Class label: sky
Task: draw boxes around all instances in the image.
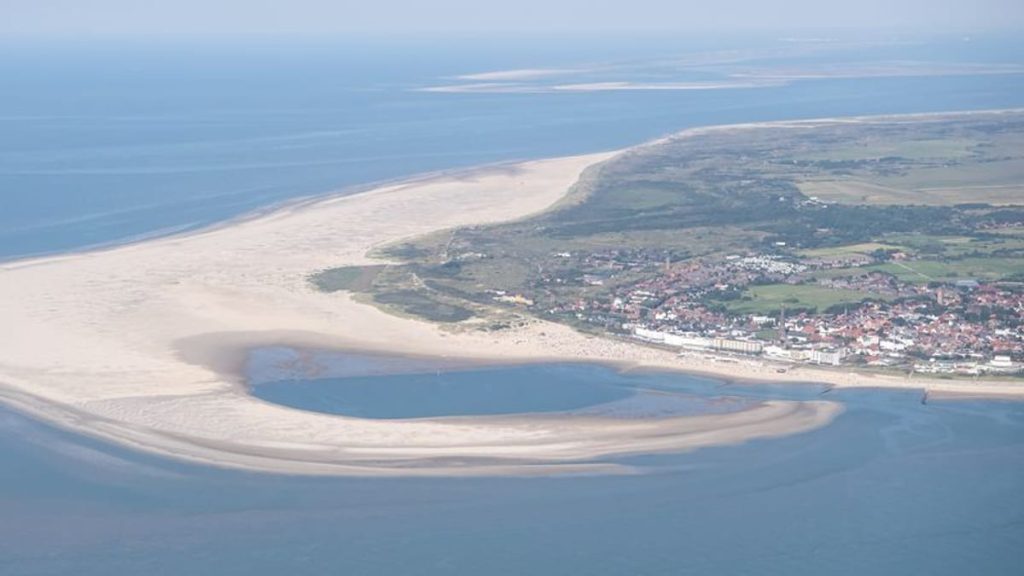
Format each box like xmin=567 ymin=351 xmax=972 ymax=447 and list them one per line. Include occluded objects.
xmin=2 ymin=0 xmax=1023 ymax=38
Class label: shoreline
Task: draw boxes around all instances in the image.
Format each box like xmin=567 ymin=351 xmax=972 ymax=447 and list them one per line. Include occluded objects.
xmin=6 ymin=106 xmax=1022 ymax=269
xmin=0 ymin=157 xmax=570 ymax=268
xmin=229 ymin=332 xmax=1019 ymax=403
xmin=1 ymin=110 xmax=1022 ymax=477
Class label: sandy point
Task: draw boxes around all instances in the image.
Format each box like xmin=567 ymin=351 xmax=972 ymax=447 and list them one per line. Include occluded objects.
xmin=1 ymin=117 xmax=1017 ymax=477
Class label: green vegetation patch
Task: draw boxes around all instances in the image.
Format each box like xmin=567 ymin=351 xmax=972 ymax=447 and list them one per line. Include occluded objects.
xmin=373 ymin=290 xmax=474 ymax=323
xmin=880 ymin=234 xmax=1024 ymax=258
xmin=798 ymin=242 xmax=904 ymax=258
xmin=718 ymin=284 xmax=892 ymax=314
xmin=800 ymin=179 xmax=1024 ymax=206
xmin=794 ymin=138 xmax=976 ymax=162
xmin=864 ymin=258 xmax=1024 ymax=283
xmin=310 ymin=265 xmax=386 ymax=293
xmin=308 ymin=112 xmax=1024 ymax=333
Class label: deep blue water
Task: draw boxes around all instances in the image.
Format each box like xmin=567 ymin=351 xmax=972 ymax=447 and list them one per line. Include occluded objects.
xmin=2 ymin=35 xmax=1024 ymax=574
xmin=2 ymin=35 xmax=1024 ymax=259
xmin=2 ymin=362 xmax=1023 ymax=575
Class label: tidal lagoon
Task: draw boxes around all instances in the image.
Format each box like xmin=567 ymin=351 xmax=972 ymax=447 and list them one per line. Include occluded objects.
xmin=3 ymin=359 xmax=1023 ymax=575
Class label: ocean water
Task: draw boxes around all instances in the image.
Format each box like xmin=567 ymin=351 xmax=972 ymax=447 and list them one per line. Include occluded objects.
xmin=2 ymin=362 xmax=1023 ymax=575
xmin=2 ymin=35 xmax=1024 ymax=259
xmin=1 ymin=35 xmax=1024 ymax=574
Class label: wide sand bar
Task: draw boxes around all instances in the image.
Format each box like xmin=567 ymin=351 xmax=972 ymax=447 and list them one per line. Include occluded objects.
xmin=1 ymin=119 xmax=1017 ymax=476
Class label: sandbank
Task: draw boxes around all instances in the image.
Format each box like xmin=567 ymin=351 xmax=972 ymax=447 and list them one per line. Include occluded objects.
xmin=1 ymin=114 xmax=1019 ymax=476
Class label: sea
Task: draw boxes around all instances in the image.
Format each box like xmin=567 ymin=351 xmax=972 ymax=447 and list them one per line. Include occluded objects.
xmin=1 ymin=33 xmax=1023 ymax=574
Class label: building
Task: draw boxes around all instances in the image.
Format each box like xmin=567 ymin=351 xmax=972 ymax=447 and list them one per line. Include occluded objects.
xmin=634 ymin=328 xmax=713 ymax=351
xmin=987 ymin=355 xmax=1019 ymax=373
xmin=809 ymin=348 xmax=846 ymax=366
xmin=712 ymin=338 xmax=763 ymax=355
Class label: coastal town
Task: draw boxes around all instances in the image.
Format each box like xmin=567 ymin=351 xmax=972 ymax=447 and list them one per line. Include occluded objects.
xmin=494 ymin=243 xmax=1024 ymax=377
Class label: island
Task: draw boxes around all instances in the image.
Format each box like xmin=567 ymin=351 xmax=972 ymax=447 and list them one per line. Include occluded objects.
xmin=0 ymin=110 xmax=1021 ymax=477
xmin=319 ymin=110 xmax=1024 ymax=382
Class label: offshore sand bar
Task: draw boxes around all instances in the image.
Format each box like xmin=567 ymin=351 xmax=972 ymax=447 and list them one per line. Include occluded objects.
xmin=0 ymin=117 xmax=1020 ymax=477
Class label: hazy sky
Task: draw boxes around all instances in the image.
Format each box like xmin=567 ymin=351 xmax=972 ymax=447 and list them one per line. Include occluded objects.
xmin=2 ymin=0 xmax=1023 ymax=38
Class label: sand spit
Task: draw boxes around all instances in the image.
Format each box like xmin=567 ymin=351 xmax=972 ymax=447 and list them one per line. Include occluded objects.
xmin=1 ymin=114 xmax=1020 ymax=477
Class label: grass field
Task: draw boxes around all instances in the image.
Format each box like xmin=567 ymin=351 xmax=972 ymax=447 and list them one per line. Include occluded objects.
xmin=795 ymin=128 xmax=1024 ymax=206
xmin=863 ymin=258 xmax=1024 ymax=283
xmin=874 ymin=159 xmax=1024 ymax=196
xmin=721 ymin=284 xmax=891 ymax=314
xmin=794 ymin=138 xmax=976 ymax=162
xmin=798 ymin=179 xmax=1024 ymax=206
xmin=880 ymin=234 xmax=1024 ymax=258
xmin=798 ymin=242 xmax=901 ymax=258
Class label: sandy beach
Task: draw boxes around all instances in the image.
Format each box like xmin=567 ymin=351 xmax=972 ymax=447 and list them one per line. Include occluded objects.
xmin=1 ymin=118 xmax=1020 ymax=476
